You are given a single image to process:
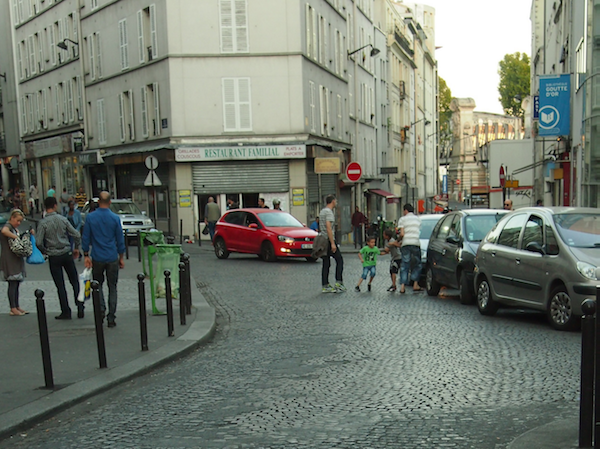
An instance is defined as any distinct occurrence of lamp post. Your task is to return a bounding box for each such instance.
[347,43,381,57]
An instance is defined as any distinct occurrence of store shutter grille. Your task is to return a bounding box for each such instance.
[192,160,289,194]
[307,172,337,203]
[131,163,168,188]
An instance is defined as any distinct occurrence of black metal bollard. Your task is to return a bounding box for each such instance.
[180,219,183,245]
[124,230,129,260]
[183,253,192,314]
[595,287,600,449]
[35,289,54,389]
[197,221,202,247]
[178,262,187,326]
[137,274,149,351]
[580,298,596,448]
[164,270,174,337]
[137,230,142,262]
[91,280,108,368]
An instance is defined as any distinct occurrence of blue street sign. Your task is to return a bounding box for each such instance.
[442,174,448,194]
[538,74,570,136]
[533,95,539,119]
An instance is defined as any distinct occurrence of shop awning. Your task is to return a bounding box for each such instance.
[369,189,400,204]
[369,189,399,199]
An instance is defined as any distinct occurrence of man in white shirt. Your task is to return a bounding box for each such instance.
[396,203,422,293]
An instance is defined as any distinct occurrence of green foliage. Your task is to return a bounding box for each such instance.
[498,52,530,118]
[438,76,452,146]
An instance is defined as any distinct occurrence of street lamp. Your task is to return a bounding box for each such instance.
[347,43,381,57]
[57,38,79,50]
[405,118,431,129]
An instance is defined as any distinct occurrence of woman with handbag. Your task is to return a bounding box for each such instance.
[0,209,28,316]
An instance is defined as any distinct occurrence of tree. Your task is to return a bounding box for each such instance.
[438,76,452,136]
[497,52,530,118]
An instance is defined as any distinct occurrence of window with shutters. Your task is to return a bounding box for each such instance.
[48,25,56,66]
[119,90,135,141]
[319,85,329,136]
[348,74,353,117]
[91,0,98,10]
[336,94,342,139]
[35,33,44,73]
[138,5,158,63]
[308,81,317,133]
[20,97,27,135]
[141,86,149,137]
[17,42,24,80]
[38,90,47,129]
[318,16,327,66]
[137,10,145,63]
[334,29,339,74]
[13,0,20,25]
[87,34,95,80]
[95,33,102,78]
[97,99,106,144]
[28,94,35,132]
[222,78,252,132]
[146,82,160,136]
[28,36,36,76]
[219,0,248,53]
[118,19,129,70]
[55,83,64,125]
[67,79,74,122]
[306,4,317,60]
[71,11,79,57]
[75,76,83,120]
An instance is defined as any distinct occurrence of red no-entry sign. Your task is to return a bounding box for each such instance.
[346,162,363,182]
[499,165,506,187]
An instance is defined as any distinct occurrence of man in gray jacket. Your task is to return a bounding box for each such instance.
[37,196,82,319]
[204,197,221,242]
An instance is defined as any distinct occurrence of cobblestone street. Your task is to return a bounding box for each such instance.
[1,246,581,448]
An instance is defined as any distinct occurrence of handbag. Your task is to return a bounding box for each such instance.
[9,229,32,258]
[77,268,92,303]
[202,225,209,235]
[26,234,45,264]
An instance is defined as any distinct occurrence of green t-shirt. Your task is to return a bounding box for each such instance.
[360,246,379,267]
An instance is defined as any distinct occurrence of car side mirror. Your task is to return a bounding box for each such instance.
[248,223,258,229]
[525,241,545,255]
[446,235,460,245]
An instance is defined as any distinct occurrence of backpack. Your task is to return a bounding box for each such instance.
[9,230,33,257]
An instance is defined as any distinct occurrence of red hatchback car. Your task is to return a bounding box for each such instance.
[213,208,318,262]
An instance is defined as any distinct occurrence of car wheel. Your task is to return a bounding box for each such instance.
[305,256,318,263]
[547,285,578,331]
[476,277,498,316]
[426,266,440,296]
[459,271,474,305]
[261,242,276,262]
[214,238,229,259]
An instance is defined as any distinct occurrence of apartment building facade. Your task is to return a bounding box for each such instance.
[3,0,437,240]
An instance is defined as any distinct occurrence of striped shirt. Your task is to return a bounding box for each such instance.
[36,212,81,256]
[397,212,421,247]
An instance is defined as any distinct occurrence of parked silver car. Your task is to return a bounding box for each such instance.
[81,198,154,239]
[474,207,600,331]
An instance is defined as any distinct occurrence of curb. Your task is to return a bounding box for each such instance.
[0,282,216,441]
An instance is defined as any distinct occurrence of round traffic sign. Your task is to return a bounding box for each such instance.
[145,155,159,170]
[499,165,506,187]
[346,162,363,182]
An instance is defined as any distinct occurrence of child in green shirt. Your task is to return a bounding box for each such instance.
[355,236,379,292]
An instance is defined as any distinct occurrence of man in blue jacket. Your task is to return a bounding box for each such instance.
[82,191,125,328]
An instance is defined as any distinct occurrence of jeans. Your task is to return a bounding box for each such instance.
[92,259,119,322]
[361,266,376,279]
[207,221,217,241]
[400,245,422,285]
[353,226,363,247]
[48,252,80,316]
[321,242,344,286]
[7,280,20,309]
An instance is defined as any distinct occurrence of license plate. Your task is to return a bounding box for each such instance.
[301,243,313,249]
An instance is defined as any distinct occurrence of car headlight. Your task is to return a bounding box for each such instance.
[278,235,295,245]
[577,261,599,280]
[144,219,154,225]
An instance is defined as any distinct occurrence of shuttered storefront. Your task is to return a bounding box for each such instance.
[192,160,289,194]
[307,172,337,203]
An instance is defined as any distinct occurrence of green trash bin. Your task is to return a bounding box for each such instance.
[140,230,165,277]
[147,243,182,315]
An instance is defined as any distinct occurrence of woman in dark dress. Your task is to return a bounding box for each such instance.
[1,209,27,316]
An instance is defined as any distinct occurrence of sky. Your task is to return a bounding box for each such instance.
[423,0,532,114]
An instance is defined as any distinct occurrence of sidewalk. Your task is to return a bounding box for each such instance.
[0,244,216,440]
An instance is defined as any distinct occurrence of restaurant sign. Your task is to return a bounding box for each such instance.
[175,145,306,162]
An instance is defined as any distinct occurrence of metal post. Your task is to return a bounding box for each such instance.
[35,289,54,389]
[164,270,174,337]
[180,219,183,245]
[178,262,186,326]
[197,221,202,247]
[183,253,192,314]
[91,280,107,368]
[124,230,129,260]
[137,274,149,351]
[580,298,596,448]
[137,230,142,262]
[594,287,600,449]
